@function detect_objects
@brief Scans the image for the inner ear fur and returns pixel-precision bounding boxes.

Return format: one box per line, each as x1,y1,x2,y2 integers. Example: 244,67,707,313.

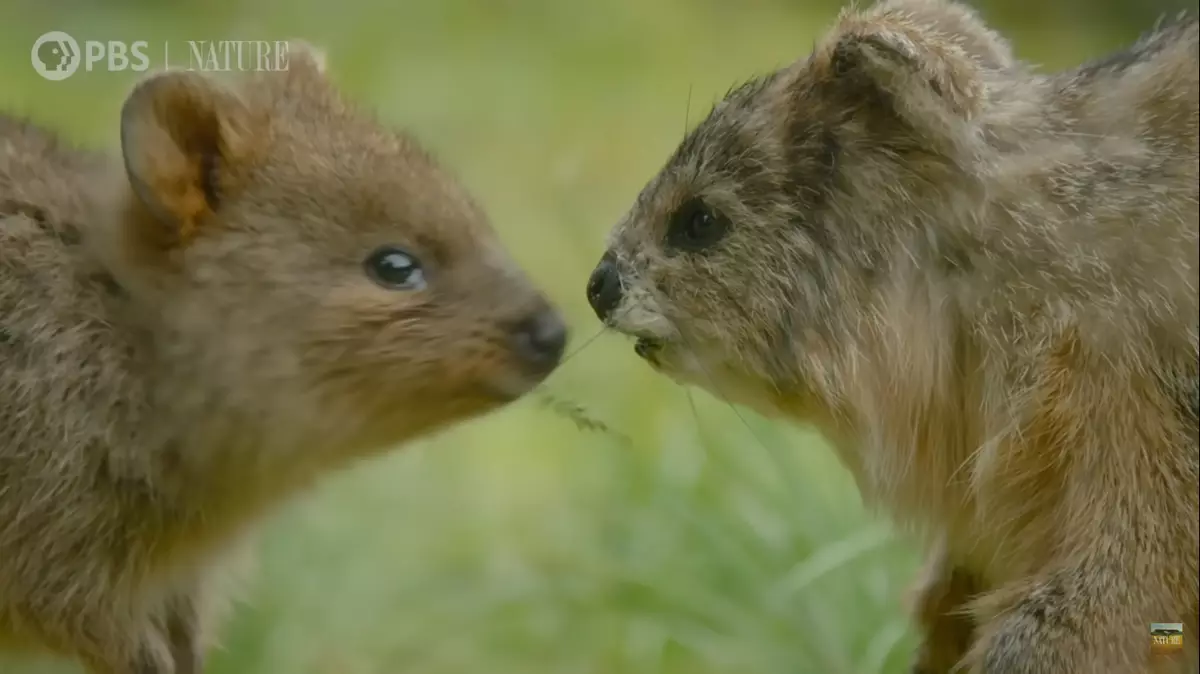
119,69,263,248
821,0,1001,127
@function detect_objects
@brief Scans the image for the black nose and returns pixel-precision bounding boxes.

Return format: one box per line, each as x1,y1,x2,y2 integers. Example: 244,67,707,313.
586,253,622,322
510,306,568,372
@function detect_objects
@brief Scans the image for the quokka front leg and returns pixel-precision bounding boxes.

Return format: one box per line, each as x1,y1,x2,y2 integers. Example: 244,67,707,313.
968,571,1196,674
163,595,205,674
74,593,205,674
963,493,1197,673
908,539,980,674
77,625,175,674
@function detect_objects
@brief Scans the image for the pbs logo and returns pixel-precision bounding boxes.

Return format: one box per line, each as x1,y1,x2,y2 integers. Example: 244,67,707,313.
32,31,150,81
31,31,80,81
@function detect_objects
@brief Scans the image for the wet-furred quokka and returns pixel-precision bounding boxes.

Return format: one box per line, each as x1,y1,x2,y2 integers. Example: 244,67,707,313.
1,42,567,673
586,1,1198,672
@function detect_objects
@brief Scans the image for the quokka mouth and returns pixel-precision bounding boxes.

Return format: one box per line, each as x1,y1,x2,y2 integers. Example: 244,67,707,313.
633,337,664,360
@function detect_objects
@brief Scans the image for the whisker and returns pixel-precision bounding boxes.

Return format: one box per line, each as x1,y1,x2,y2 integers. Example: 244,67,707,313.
556,301,639,368
668,318,788,466
557,324,609,368
528,303,645,447
684,83,694,135
633,258,803,476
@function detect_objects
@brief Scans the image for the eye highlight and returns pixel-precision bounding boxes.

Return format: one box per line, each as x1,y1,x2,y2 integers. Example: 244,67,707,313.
364,246,426,291
665,197,730,252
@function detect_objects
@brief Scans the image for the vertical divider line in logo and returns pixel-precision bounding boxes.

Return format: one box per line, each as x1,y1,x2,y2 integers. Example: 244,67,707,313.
32,31,81,81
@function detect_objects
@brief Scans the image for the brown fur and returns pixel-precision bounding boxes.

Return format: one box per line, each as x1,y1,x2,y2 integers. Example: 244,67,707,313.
1,43,566,673
587,2,1199,672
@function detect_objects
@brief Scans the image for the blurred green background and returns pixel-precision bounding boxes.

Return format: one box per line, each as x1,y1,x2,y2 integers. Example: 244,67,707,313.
0,0,1190,672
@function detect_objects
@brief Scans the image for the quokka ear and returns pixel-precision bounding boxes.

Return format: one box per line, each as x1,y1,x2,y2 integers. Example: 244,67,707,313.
119,70,263,246
822,0,990,126
275,39,339,100
251,39,341,114
283,39,329,76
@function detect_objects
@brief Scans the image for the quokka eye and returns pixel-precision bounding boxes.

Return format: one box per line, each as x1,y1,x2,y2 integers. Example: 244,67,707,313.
666,197,730,252
364,246,426,291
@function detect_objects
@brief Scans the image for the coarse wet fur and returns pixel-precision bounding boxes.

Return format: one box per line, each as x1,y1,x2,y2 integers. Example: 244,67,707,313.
1,43,566,673
586,2,1199,672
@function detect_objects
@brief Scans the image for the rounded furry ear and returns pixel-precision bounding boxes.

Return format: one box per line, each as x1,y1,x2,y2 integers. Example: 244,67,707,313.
282,39,329,77
119,70,261,246
823,0,990,125
259,39,340,110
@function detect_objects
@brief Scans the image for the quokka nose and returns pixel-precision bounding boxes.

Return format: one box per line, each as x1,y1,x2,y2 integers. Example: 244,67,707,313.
510,306,568,372
586,253,622,322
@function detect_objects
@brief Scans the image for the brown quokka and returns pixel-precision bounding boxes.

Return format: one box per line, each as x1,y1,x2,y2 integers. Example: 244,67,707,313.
1,43,567,673
586,1,1198,672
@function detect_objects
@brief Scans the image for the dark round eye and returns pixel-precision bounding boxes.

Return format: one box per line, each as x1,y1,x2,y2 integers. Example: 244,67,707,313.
364,246,426,290
666,197,730,252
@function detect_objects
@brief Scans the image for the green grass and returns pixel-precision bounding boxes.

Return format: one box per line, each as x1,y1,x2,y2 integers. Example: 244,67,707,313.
0,1,1146,672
